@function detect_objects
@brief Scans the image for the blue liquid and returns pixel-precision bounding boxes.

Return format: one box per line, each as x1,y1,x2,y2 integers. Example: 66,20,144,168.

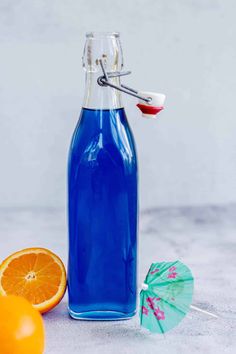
68,108,138,320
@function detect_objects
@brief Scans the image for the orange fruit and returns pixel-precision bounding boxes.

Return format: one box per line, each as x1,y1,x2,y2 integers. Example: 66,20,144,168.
0,247,66,313
0,295,45,354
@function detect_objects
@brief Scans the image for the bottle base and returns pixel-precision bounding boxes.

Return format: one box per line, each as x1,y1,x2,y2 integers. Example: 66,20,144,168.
68,308,136,321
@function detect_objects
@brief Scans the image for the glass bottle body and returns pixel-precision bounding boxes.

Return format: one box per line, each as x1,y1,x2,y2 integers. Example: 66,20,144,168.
67,33,138,320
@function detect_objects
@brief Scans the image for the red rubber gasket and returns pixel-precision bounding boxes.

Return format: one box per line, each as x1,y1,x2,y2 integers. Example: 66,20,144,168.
137,104,164,115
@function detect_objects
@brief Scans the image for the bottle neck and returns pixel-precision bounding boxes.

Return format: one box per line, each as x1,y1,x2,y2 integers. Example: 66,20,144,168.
82,32,124,110
83,73,123,110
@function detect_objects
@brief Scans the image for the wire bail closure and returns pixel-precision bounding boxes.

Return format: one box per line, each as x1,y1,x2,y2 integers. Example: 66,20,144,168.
97,59,152,104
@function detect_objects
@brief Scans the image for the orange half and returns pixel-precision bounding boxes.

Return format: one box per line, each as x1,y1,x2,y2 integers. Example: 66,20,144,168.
0,248,67,314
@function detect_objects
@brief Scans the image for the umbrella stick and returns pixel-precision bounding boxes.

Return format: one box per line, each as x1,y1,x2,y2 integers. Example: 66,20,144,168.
190,305,218,318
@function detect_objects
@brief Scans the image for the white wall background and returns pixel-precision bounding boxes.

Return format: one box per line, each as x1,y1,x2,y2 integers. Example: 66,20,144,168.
0,0,235,210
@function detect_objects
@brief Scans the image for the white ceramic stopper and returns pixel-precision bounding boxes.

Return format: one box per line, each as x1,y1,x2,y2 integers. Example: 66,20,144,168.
139,91,166,106
137,91,166,118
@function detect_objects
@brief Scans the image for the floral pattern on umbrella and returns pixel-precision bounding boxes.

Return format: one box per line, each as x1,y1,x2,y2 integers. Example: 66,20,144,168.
140,261,194,333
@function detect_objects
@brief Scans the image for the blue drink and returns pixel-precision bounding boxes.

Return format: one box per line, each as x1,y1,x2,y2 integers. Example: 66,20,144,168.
68,107,138,319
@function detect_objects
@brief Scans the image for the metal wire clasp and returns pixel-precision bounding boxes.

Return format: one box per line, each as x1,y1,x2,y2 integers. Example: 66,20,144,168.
97,59,152,104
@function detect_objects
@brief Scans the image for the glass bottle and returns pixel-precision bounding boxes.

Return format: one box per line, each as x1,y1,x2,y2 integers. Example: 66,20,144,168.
68,32,138,320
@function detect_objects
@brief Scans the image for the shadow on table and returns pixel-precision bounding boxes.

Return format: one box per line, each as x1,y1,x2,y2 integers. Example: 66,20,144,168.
89,323,162,344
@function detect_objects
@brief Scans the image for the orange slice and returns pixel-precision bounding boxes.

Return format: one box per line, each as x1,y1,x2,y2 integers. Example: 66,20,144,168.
0,248,67,314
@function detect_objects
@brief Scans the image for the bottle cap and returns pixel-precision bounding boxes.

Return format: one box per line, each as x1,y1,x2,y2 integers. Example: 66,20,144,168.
137,91,166,118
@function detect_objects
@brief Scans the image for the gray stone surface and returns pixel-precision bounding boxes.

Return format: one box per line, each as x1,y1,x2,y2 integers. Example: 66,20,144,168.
0,205,235,353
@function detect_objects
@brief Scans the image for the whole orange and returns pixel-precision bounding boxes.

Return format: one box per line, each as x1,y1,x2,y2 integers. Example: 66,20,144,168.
0,295,45,354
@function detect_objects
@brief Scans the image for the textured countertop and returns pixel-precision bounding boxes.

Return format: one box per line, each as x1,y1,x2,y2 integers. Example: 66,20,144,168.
0,205,235,354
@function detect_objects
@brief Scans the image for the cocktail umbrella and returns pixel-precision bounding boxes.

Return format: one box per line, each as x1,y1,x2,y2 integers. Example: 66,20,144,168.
140,261,194,333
